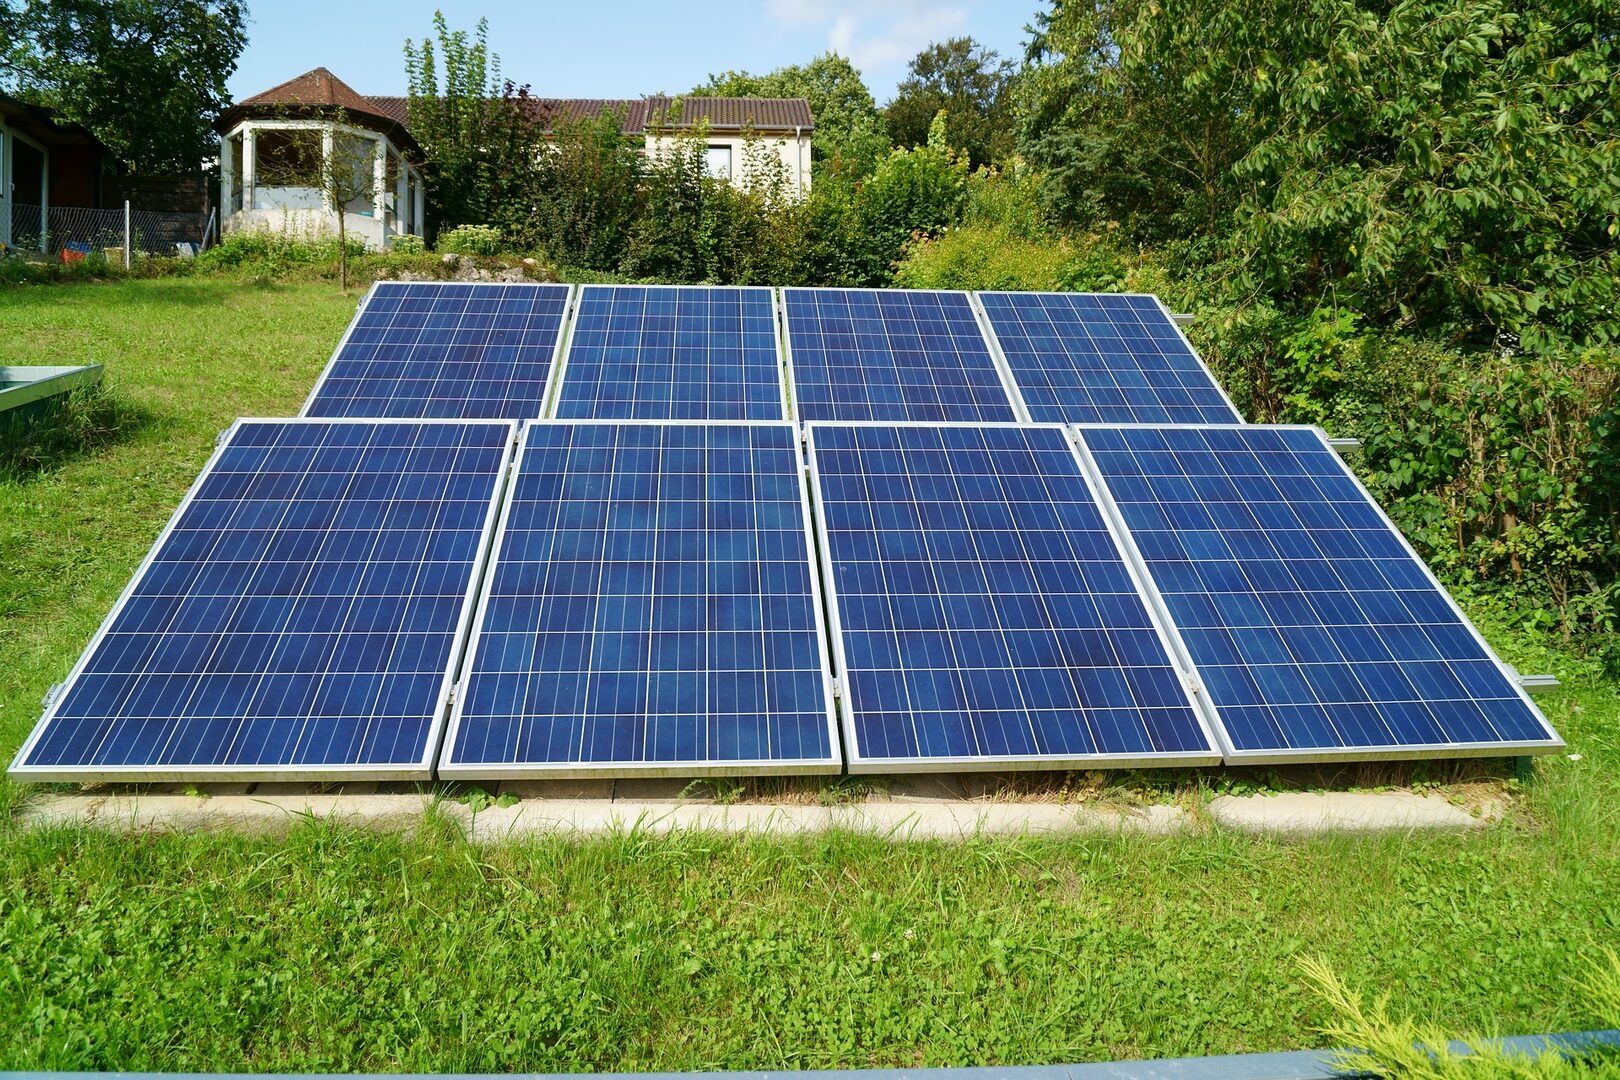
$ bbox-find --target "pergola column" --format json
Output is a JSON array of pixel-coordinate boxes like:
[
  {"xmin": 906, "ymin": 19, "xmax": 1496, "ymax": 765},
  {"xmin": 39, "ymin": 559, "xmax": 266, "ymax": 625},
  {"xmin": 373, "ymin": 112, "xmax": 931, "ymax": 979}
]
[{"xmin": 241, "ymin": 126, "xmax": 256, "ymax": 211}]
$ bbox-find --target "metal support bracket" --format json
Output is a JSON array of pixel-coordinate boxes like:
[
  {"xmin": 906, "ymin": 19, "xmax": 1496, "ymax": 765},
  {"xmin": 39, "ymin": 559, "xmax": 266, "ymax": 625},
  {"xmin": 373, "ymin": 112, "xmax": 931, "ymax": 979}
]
[{"xmin": 1503, "ymin": 663, "xmax": 1560, "ymax": 693}]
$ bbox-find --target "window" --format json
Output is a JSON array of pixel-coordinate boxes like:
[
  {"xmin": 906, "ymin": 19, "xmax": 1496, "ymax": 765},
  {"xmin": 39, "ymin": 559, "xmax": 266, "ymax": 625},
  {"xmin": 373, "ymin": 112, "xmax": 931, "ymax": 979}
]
[{"xmin": 705, "ymin": 144, "xmax": 732, "ymax": 181}]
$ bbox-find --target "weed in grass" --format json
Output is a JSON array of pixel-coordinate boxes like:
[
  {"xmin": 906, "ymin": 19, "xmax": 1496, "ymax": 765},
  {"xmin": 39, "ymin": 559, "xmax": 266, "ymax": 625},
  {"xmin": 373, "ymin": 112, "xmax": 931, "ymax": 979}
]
[{"xmin": 1303, "ymin": 951, "xmax": 1620, "ymax": 1077}]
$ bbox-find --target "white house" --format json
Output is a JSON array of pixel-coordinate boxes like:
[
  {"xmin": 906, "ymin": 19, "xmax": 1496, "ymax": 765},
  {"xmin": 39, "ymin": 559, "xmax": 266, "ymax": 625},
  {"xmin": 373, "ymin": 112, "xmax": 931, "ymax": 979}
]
[
  {"xmin": 216, "ymin": 69, "xmax": 426, "ymax": 250},
  {"xmin": 217, "ymin": 69, "xmax": 816, "ymax": 249}
]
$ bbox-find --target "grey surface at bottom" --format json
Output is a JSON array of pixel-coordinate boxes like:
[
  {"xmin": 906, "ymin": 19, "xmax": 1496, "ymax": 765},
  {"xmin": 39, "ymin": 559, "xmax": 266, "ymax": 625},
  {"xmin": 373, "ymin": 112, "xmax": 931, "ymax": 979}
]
[{"xmin": 0, "ymin": 1029, "xmax": 1615, "ymax": 1079}]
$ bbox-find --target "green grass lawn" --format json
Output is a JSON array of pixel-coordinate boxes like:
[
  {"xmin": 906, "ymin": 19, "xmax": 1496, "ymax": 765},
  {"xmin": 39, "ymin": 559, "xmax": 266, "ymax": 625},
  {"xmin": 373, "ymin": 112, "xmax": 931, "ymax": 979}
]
[{"xmin": 1, "ymin": 277, "xmax": 1617, "ymax": 1071}]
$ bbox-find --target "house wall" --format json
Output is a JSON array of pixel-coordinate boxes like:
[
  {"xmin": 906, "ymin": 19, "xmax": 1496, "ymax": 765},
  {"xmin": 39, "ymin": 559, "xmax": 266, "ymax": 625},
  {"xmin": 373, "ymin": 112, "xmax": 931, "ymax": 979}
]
[{"xmin": 645, "ymin": 130, "xmax": 812, "ymax": 198}]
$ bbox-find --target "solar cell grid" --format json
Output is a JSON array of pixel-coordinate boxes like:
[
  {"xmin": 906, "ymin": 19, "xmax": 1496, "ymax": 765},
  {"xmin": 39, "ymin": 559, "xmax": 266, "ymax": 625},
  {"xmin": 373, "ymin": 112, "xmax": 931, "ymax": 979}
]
[
  {"xmin": 10, "ymin": 418, "xmax": 515, "ymax": 781},
  {"xmin": 1076, "ymin": 424, "xmax": 1562, "ymax": 760},
  {"xmin": 442, "ymin": 420, "xmax": 837, "ymax": 777},
  {"xmin": 808, "ymin": 422, "xmax": 1218, "ymax": 770},
  {"xmin": 978, "ymin": 291, "xmax": 1242, "ymax": 425},
  {"xmin": 303, "ymin": 282, "xmax": 571, "ymax": 420},
  {"xmin": 784, "ymin": 288, "xmax": 1019, "ymax": 423},
  {"xmin": 552, "ymin": 285, "xmax": 785, "ymax": 420}
]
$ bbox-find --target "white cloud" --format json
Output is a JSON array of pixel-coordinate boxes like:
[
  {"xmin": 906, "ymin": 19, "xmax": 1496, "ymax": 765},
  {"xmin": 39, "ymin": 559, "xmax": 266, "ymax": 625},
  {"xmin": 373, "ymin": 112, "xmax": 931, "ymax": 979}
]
[{"xmin": 770, "ymin": 1, "xmax": 970, "ymax": 88}]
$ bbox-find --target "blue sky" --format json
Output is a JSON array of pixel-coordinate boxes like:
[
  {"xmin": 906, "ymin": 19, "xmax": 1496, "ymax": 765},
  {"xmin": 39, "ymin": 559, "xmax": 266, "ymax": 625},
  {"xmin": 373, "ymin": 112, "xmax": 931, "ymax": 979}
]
[{"xmin": 229, "ymin": 0, "xmax": 1040, "ymax": 105}]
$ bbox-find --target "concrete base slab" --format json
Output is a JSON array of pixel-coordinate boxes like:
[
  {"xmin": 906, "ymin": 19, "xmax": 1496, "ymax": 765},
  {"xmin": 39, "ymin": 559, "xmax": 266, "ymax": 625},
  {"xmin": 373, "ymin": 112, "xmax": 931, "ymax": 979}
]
[
  {"xmin": 11, "ymin": 787, "xmax": 1503, "ymax": 839},
  {"xmin": 19, "ymin": 793, "xmax": 440, "ymax": 836},
  {"xmin": 467, "ymin": 800, "xmax": 1183, "ymax": 840},
  {"xmin": 1207, "ymin": 791, "xmax": 1495, "ymax": 832}
]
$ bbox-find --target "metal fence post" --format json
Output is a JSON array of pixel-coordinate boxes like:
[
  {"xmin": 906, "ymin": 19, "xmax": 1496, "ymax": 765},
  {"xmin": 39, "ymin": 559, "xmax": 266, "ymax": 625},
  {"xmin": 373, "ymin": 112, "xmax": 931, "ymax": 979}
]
[{"xmin": 123, "ymin": 200, "xmax": 132, "ymax": 269}]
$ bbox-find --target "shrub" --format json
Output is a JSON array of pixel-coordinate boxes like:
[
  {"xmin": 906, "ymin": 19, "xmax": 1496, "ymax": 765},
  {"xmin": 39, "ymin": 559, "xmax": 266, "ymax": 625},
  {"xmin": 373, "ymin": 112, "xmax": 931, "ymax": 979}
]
[
  {"xmin": 895, "ymin": 223, "xmax": 1130, "ymax": 292},
  {"xmin": 895, "ymin": 224, "xmax": 1072, "ymax": 290},
  {"xmin": 962, "ymin": 161, "xmax": 1049, "ymax": 239},
  {"xmin": 195, "ymin": 229, "xmax": 364, "ymax": 276},
  {"xmin": 435, "ymin": 224, "xmax": 505, "ymax": 256},
  {"xmin": 389, "ymin": 235, "xmax": 426, "ymax": 255},
  {"xmin": 513, "ymin": 109, "xmax": 642, "ymax": 273},
  {"xmin": 856, "ymin": 115, "xmax": 968, "ymax": 281}
]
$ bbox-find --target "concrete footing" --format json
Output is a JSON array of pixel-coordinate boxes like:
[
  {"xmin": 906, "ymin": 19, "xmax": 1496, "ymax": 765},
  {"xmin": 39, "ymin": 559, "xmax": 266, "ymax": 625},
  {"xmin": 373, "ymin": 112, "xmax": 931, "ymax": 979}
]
[{"xmin": 12, "ymin": 787, "xmax": 1498, "ymax": 839}]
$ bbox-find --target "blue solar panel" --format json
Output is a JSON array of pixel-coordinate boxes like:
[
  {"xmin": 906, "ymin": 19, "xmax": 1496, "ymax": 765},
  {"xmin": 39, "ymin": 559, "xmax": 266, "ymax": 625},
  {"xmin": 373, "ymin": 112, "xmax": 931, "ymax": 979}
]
[
  {"xmin": 808, "ymin": 423, "xmax": 1218, "ymax": 770},
  {"xmin": 303, "ymin": 282, "xmax": 571, "ymax": 419},
  {"xmin": 441, "ymin": 421, "xmax": 837, "ymax": 777},
  {"xmin": 1076, "ymin": 425, "xmax": 1563, "ymax": 761},
  {"xmin": 553, "ymin": 285, "xmax": 785, "ymax": 420},
  {"xmin": 10, "ymin": 419, "xmax": 516, "ymax": 781},
  {"xmin": 784, "ymin": 289, "xmax": 1019, "ymax": 422},
  {"xmin": 979, "ymin": 292, "xmax": 1242, "ymax": 425}
]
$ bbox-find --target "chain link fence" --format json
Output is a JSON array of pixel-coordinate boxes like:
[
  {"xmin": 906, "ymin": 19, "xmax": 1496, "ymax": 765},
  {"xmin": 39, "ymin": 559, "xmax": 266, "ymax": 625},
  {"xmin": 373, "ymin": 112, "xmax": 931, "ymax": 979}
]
[{"xmin": 4, "ymin": 203, "xmax": 209, "ymax": 263}]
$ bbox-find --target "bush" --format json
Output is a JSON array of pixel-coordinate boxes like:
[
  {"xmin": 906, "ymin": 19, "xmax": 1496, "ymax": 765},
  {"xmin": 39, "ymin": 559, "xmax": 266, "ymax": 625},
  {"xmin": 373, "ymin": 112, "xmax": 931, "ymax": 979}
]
[
  {"xmin": 195, "ymin": 229, "xmax": 365, "ymax": 276},
  {"xmin": 856, "ymin": 115, "xmax": 968, "ymax": 281},
  {"xmin": 512, "ymin": 110, "xmax": 642, "ymax": 273},
  {"xmin": 895, "ymin": 224, "xmax": 1072, "ymax": 290},
  {"xmin": 389, "ymin": 235, "xmax": 426, "ymax": 255},
  {"xmin": 895, "ymin": 223, "xmax": 1130, "ymax": 292},
  {"xmin": 435, "ymin": 224, "xmax": 505, "ymax": 256}
]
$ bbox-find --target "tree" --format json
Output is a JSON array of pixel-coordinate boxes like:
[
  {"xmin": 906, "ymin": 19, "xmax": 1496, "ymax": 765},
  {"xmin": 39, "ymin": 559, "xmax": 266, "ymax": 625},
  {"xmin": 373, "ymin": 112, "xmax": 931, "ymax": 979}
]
[
  {"xmin": 1017, "ymin": 0, "xmax": 1620, "ymax": 347},
  {"xmin": 252, "ymin": 107, "xmax": 379, "ymax": 291},
  {"xmin": 885, "ymin": 38, "xmax": 1017, "ymax": 169},
  {"xmin": 695, "ymin": 53, "xmax": 889, "ymax": 177},
  {"xmin": 509, "ymin": 105, "xmax": 642, "ymax": 271},
  {"xmin": 404, "ymin": 11, "xmax": 538, "ymax": 233},
  {"xmin": 0, "ymin": 0, "xmax": 248, "ymax": 173}
]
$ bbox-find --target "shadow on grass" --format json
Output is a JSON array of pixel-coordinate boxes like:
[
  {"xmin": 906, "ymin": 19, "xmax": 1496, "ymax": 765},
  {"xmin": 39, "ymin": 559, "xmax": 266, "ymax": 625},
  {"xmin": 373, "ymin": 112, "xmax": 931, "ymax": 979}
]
[{"xmin": 0, "ymin": 381, "xmax": 158, "ymax": 481}]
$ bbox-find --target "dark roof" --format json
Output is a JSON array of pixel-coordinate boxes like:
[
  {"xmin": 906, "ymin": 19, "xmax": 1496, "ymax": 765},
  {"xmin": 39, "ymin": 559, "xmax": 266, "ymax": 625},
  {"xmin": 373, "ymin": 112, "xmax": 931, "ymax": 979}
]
[
  {"xmin": 0, "ymin": 93, "xmax": 103, "ymax": 146},
  {"xmin": 645, "ymin": 96, "xmax": 814, "ymax": 132},
  {"xmin": 216, "ymin": 68, "xmax": 421, "ymax": 155},
  {"xmin": 226, "ymin": 73, "xmax": 814, "ymax": 144}
]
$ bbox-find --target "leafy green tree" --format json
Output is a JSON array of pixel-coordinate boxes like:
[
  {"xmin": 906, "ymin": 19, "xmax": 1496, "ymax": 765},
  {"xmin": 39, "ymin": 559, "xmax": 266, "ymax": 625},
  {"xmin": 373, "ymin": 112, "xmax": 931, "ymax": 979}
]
[
  {"xmin": 696, "ymin": 53, "xmax": 889, "ymax": 177},
  {"xmin": 857, "ymin": 114, "xmax": 969, "ymax": 282},
  {"xmin": 0, "ymin": 0, "xmax": 248, "ymax": 173},
  {"xmin": 885, "ymin": 37, "xmax": 1017, "ymax": 168},
  {"xmin": 1018, "ymin": 1, "xmax": 1257, "ymax": 242},
  {"xmin": 403, "ymin": 11, "xmax": 538, "ymax": 234},
  {"xmin": 1231, "ymin": 0, "xmax": 1620, "ymax": 348},
  {"xmin": 509, "ymin": 106, "xmax": 642, "ymax": 271},
  {"xmin": 1019, "ymin": 0, "xmax": 1620, "ymax": 348}
]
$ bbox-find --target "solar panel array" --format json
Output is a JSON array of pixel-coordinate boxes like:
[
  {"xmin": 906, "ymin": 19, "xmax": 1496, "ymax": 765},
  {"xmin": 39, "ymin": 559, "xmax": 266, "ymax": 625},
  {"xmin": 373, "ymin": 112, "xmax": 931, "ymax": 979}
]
[
  {"xmin": 979, "ymin": 292, "xmax": 1243, "ymax": 425},
  {"xmin": 553, "ymin": 285, "xmax": 785, "ymax": 421},
  {"xmin": 1075, "ymin": 425, "xmax": 1561, "ymax": 760},
  {"xmin": 443, "ymin": 421, "xmax": 835, "ymax": 776},
  {"xmin": 784, "ymin": 289, "xmax": 1019, "ymax": 422},
  {"xmin": 810, "ymin": 423, "xmax": 1217, "ymax": 769},
  {"xmin": 12, "ymin": 282, "xmax": 1561, "ymax": 784},
  {"xmin": 304, "ymin": 282, "xmax": 571, "ymax": 419},
  {"xmin": 12, "ymin": 419, "xmax": 514, "ymax": 781}
]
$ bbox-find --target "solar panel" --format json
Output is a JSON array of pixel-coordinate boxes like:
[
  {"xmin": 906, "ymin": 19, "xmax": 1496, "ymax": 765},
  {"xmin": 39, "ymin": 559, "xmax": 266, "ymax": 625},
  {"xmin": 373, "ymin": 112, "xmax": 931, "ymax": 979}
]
[
  {"xmin": 303, "ymin": 282, "xmax": 572, "ymax": 419},
  {"xmin": 552, "ymin": 285, "xmax": 786, "ymax": 420},
  {"xmin": 1075, "ymin": 424, "xmax": 1564, "ymax": 762},
  {"xmin": 783, "ymin": 288, "xmax": 1019, "ymax": 423},
  {"xmin": 808, "ymin": 422, "xmax": 1219, "ymax": 771},
  {"xmin": 9, "ymin": 419, "xmax": 516, "ymax": 782},
  {"xmin": 978, "ymin": 291, "xmax": 1242, "ymax": 425},
  {"xmin": 441, "ymin": 420, "xmax": 838, "ymax": 777}
]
